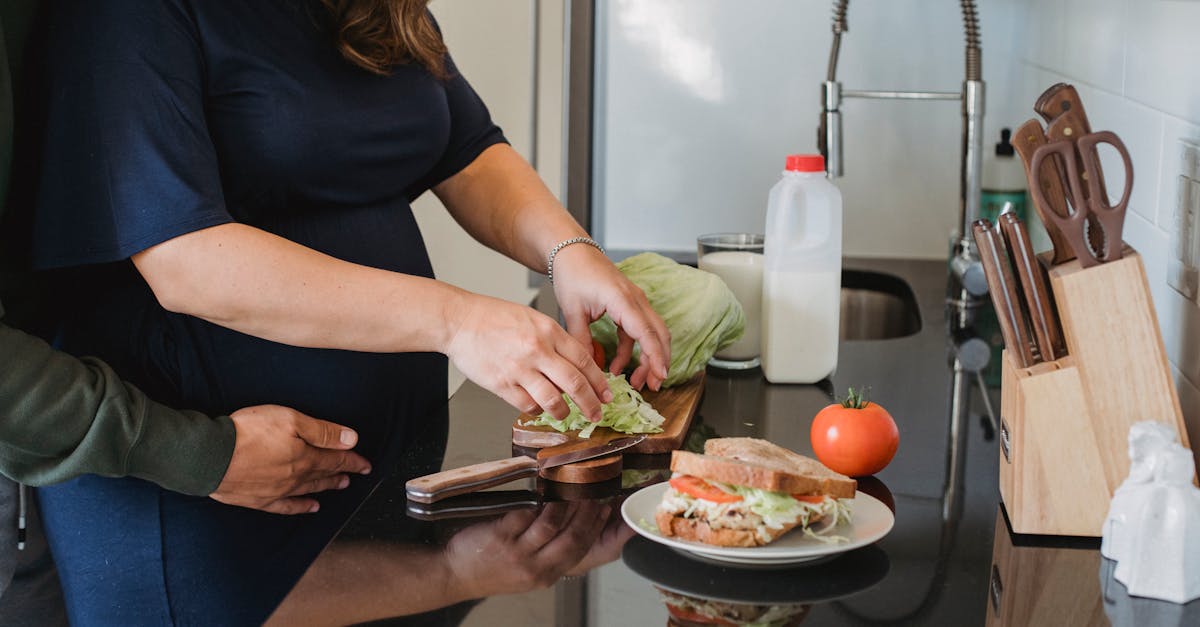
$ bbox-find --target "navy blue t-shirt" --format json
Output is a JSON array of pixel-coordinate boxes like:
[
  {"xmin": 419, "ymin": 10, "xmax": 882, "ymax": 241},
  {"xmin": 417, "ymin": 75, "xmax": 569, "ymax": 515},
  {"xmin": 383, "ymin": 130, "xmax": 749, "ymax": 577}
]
[
  {"xmin": 34, "ymin": 0, "xmax": 504, "ymax": 268},
  {"xmin": 28, "ymin": 0, "xmax": 506, "ymax": 624}
]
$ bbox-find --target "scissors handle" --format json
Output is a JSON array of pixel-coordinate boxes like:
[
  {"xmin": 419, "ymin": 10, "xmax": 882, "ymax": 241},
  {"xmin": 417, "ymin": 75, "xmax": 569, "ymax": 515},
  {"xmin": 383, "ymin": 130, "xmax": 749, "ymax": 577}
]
[
  {"xmin": 1029, "ymin": 140, "xmax": 1087, "ymax": 226},
  {"xmin": 1029, "ymin": 133, "xmax": 1133, "ymax": 267},
  {"xmin": 1076, "ymin": 131, "xmax": 1133, "ymax": 213},
  {"xmin": 1077, "ymin": 131, "xmax": 1133, "ymax": 264},
  {"xmin": 1029, "ymin": 139, "xmax": 1098, "ymax": 267}
]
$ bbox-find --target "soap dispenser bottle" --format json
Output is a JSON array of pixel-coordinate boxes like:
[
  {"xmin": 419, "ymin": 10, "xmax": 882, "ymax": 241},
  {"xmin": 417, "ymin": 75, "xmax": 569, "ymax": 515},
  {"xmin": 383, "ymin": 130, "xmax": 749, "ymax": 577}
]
[
  {"xmin": 761, "ymin": 154, "xmax": 843, "ymax": 384},
  {"xmin": 981, "ymin": 128, "xmax": 1029, "ymax": 224}
]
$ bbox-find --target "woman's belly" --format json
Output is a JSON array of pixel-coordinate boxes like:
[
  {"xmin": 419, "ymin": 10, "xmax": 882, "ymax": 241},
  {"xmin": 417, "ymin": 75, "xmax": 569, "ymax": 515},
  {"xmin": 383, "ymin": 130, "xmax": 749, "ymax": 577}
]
[{"xmin": 38, "ymin": 201, "xmax": 451, "ymax": 623}]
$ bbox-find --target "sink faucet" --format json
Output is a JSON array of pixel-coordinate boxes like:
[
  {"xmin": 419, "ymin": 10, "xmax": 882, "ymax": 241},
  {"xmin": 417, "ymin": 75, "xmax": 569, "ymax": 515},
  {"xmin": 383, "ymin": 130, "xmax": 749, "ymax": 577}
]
[
  {"xmin": 818, "ymin": 0, "xmax": 988, "ymax": 312},
  {"xmin": 818, "ymin": 6, "xmax": 994, "ymax": 569}
]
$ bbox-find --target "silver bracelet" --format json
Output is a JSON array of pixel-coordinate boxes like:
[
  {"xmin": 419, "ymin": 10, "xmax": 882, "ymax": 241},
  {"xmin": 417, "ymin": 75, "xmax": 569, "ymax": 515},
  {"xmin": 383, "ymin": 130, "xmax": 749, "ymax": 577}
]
[{"xmin": 546, "ymin": 237, "xmax": 604, "ymax": 284}]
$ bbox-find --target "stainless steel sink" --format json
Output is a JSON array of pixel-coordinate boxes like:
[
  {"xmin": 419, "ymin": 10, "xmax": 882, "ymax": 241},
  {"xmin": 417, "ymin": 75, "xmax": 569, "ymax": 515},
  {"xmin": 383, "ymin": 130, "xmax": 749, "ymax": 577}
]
[{"xmin": 841, "ymin": 269, "xmax": 922, "ymax": 340}]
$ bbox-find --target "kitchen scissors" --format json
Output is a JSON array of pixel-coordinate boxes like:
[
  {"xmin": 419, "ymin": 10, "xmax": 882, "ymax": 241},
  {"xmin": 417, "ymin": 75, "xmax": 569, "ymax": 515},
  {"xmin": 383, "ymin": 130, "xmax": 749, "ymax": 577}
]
[{"xmin": 1028, "ymin": 125, "xmax": 1133, "ymax": 268}]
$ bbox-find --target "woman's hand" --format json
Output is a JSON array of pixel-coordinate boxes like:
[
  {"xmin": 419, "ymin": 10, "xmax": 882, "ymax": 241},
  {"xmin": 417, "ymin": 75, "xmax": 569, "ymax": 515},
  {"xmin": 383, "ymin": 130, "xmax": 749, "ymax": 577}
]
[
  {"xmin": 444, "ymin": 293, "xmax": 612, "ymax": 421},
  {"xmin": 550, "ymin": 244, "xmax": 671, "ymax": 391},
  {"xmin": 443, "ymin": 501, "xmax": 620, "ymax": 599},
  {"xmin": 430, "ymin": 146, "xmax": 669, "ymax": 391},
  {"xmin": 562, "ymin": 504, "xmax": 636, "ymax": 577}
]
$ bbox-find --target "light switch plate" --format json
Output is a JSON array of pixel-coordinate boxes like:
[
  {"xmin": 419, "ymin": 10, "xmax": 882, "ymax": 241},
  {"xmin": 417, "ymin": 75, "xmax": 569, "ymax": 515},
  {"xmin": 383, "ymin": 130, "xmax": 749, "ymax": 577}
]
[
  {"xmin": 1186, "ymin": 142, "xmax": 1200, "ymax": 180},
  {"xmin": 1191, "ymin": 179, "xmax": 1200, "ymax": 305},
  {"xmin": 1169, "ymin": 175, "xmax": 1194, "ymax": 297},
  {"xmin": 1168, "ymin": 140, "xmax": 1200, "ymax": 301}
]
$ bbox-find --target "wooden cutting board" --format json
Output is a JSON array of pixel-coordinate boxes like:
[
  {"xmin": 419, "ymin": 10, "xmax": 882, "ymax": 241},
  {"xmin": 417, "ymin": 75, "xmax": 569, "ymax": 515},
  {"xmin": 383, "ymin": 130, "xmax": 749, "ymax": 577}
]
[{"xmin": 511, "ymin": 371, "xmax": 705, "ymax": 455}]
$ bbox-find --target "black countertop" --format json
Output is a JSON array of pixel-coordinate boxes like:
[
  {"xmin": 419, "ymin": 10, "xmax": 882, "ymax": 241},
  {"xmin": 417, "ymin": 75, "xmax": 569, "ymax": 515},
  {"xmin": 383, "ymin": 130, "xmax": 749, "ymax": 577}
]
[{"xmin": 267, "ymin": 258, "xmax": 1198, "ymax": 627}]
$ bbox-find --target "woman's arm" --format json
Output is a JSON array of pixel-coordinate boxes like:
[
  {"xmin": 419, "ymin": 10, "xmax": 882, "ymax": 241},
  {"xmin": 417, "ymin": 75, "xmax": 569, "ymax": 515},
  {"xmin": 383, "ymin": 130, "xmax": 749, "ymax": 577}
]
[
  {"xmin": 131, "ymin": 223, "xmax": 610, "ymax": 421},
  {"xmin": 433, "ymin": 144, "xmax": 671, "ymax": 390},
  {"xmin": 133, "ymin": 224, "xmax": 461, "ymax": 354}
]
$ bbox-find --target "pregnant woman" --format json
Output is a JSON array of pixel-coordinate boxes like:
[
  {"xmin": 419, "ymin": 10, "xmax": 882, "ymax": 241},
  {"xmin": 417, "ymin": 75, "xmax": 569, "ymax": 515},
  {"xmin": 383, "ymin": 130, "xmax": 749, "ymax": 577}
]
[{"xmin": 26, "ymin": 1, "xmax": 668, "ymax": 624}]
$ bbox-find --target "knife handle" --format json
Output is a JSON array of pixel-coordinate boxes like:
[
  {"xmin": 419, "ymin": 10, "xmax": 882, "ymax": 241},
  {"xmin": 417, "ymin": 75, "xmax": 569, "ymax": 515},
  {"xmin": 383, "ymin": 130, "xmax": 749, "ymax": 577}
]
[
  {"xmin": 973, "ymin": 220, "xmax": 1036, "ymax": 368},
  {"xmin": 406, "ymin": 490, "xmax": 542, "ymax": 521},
  {"xmin": 406, "ymin": 456, "xmax": 538, "ymax": 504},
  {"xmin": 1035, "ymin": 83, "xmax": 1089, "ymax": 129},
  {"xmin": 1012, "ymin": 118, "xmax": 1075, "ymax": 266},
  {"xmin": 999, "ymin": 212, "xmax": 1066, "ymax": 362},
  {"xmin": 1036, "ymin": 82, "xmax": 1100, "ymax": 200}
]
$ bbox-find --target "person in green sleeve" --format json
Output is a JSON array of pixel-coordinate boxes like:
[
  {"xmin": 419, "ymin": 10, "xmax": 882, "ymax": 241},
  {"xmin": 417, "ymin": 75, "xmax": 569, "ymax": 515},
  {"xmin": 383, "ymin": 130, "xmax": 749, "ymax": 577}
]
[
  {"xmin": 0, "ymin": 5, "xmax": 372, "ymax": 624},
  {"xmin": 0, "ymin": 319, "xmax": 374, "ymax": 622},
  {"xmin": 0, "ymin": 317, "xmax": 374, "ymax": 511}
]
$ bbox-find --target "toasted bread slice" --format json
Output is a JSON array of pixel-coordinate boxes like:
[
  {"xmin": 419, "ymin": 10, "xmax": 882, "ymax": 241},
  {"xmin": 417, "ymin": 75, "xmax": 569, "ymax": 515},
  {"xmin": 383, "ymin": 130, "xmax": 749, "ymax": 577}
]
[
  {"xmin": 655, "ymin": 510, "xmax": 809, "ymax": 547},
  {"xmin": 671, "ymin": 439, "xmax": 856, "ymax": 498}
]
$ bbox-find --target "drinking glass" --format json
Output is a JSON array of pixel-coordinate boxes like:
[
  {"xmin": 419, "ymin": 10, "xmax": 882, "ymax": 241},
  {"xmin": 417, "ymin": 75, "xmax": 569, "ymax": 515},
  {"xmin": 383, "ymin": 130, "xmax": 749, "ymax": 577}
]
[{"xmin": 697, "ymin": 233, "xmax": 764, "ymax": 369}]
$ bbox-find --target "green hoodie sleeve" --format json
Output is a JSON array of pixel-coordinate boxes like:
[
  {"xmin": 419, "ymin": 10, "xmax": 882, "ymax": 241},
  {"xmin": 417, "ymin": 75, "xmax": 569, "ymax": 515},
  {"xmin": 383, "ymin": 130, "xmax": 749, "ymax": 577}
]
[
  {"xmin": 0, "ymin": 308, "xmax": 236, "ymax": 495},
  {"xmin": 0, "ymin": 6, "xmax": 233, "ymax": 496}
]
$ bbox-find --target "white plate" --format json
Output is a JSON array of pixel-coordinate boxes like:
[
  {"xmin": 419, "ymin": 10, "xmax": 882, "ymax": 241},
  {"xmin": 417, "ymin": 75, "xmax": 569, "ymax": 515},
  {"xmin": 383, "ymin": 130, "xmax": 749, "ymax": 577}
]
[{"xmin": 621, "ymin": 482, "xmax": 894, "ymax": 566}]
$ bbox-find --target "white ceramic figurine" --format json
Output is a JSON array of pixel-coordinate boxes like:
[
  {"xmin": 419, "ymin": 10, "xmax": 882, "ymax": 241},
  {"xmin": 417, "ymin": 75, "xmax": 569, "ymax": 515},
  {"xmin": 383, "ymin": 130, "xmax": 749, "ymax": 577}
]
[{"xmin": 1101, "ymin": 421, "xmax": 1200, "ymax": 604}]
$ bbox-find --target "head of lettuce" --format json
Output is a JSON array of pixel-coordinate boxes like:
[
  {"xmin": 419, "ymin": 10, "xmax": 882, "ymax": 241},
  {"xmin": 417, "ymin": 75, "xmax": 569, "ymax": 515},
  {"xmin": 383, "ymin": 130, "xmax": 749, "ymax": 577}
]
[{"xmin": 591, "ymin": 252, "xmax": 745, "ymax": 387}]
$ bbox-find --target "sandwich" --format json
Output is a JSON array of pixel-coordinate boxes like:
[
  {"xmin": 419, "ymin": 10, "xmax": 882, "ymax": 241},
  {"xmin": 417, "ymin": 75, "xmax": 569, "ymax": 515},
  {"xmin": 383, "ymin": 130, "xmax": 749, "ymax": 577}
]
[
  {"xmin": 655, "ymin": 438, "xmax": 856, "ymax": 547},
  {"xmin": 659, "ymin": 589, "xmax": 810, "ymax": 626}
]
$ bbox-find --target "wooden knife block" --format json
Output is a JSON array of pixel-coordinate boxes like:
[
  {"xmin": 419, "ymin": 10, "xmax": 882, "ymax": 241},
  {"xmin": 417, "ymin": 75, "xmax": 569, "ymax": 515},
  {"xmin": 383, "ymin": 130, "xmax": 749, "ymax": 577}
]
[{"xmin": 998, "ymin": 247, "xmax": 1190, "ymax": 537}]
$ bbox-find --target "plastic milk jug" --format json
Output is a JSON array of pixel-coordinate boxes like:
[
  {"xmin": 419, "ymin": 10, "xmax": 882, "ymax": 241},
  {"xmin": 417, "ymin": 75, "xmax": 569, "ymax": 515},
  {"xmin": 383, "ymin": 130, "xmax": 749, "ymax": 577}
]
[{"xmin": 761, "ymin": 154, "xmax": 843, "ymax": 384}]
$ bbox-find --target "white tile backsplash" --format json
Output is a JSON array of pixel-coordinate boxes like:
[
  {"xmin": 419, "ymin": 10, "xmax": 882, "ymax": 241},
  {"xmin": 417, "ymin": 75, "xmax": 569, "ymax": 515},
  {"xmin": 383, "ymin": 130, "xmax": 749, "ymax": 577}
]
[
  {"xmin": 1020, "ymin": 0, "xmax": 1067, "ymax": 70},
  {"xmin": 1061, "ymin": 0, "xmax": 1127, "ymax": 94},
  {"xmin": 1165, "ymin": 285, "xmax": 1200, "ymax": 386},
  {"xmin": 1124, "ymin": 0, "xmax": 1200, "ymax": 125},
  {"xmin": 1172, "ymin": 366, "xmax": 1200, "ymax": 470}
]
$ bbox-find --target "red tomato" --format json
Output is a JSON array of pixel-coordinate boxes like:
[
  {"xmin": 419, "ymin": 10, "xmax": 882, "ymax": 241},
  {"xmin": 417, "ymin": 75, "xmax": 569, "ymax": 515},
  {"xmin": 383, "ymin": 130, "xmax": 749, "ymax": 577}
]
[
  {"xmin": 591, "ymin": 339, "xmax": 606, "ymax": 369},
  {"xmin": 810, "ymin": 388, "xmax": 899, "ymax": 477},
  {"xmin": 792, "ymin": 494, "xmax": 826, "ymax": 504},
  {"xmin": 669, "ymin": 475, "xmax": 742, "ymax": 503}
]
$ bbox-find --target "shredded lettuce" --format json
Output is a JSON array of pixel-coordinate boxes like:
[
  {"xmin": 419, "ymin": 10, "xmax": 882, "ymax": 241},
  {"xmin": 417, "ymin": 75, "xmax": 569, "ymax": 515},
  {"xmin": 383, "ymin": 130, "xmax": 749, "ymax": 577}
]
[
  {"xmin": 713, "ymin": 482, "xmax": 852, "ymax": 539},
  {"xmin": 658, "ymin": 591, "xmax": 806, "ymax": 626},
  {"xmin": 659, "ymin": 478, "xmax": 854, "ymax": 544},
  {"xmin": 621, "ymin": 468, "xmax": 671, "ymax": 489},
  {"xmin": 521, "ymin": 373, "xmax": 665, "ymax": 438}
]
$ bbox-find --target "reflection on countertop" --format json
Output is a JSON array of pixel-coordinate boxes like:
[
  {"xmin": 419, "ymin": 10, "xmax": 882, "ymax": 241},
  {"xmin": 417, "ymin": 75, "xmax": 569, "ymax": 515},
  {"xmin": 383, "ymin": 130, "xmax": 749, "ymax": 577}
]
[
  {"xmin": 1101, "ymin": 557, "xmax": 1200, "ymax": 627},
  {"xmin": 270, "ymin": 258, "xmax": 1151, "ymax": 626}
]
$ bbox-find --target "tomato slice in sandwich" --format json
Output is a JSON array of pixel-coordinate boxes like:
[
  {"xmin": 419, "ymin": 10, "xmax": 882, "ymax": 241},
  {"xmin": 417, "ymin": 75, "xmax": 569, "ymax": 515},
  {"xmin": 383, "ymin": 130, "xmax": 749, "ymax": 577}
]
[
  {"xmin": 666, "ymin": 605, "xmax": 737, "ymax": 625},
  {"xmin": 669, "ymin": 475, "xmax": 742, "ymax": 503},
  {"xmin": 793, "ymin": 494, "xmax": 827, "ymax": 504}
]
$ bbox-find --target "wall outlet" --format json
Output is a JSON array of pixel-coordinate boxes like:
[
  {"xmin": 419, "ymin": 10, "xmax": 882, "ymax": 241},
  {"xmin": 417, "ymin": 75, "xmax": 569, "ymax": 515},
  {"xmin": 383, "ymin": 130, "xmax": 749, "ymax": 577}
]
[
  {"xmin": 1169, "ymin": 140, "xmax": 1200, "ymax": 301},
  {"xmin": 1186, "ymin": 141, "xmax": 1200, "ymax": 180}
]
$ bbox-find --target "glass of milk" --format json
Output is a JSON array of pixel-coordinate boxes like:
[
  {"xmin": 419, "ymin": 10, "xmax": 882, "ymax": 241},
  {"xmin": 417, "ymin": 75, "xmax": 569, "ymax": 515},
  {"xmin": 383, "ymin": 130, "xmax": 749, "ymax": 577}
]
[{"xmin": 697, "ymin": 233, "xmax": 764, "ymax": 370}]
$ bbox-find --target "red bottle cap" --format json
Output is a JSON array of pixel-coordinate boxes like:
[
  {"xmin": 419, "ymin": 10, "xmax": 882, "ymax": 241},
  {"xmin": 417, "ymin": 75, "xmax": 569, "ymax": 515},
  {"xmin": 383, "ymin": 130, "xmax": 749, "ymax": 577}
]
[{"xmin": 785, "ymin": 154, "xmax": 825, "ymax": 172}]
